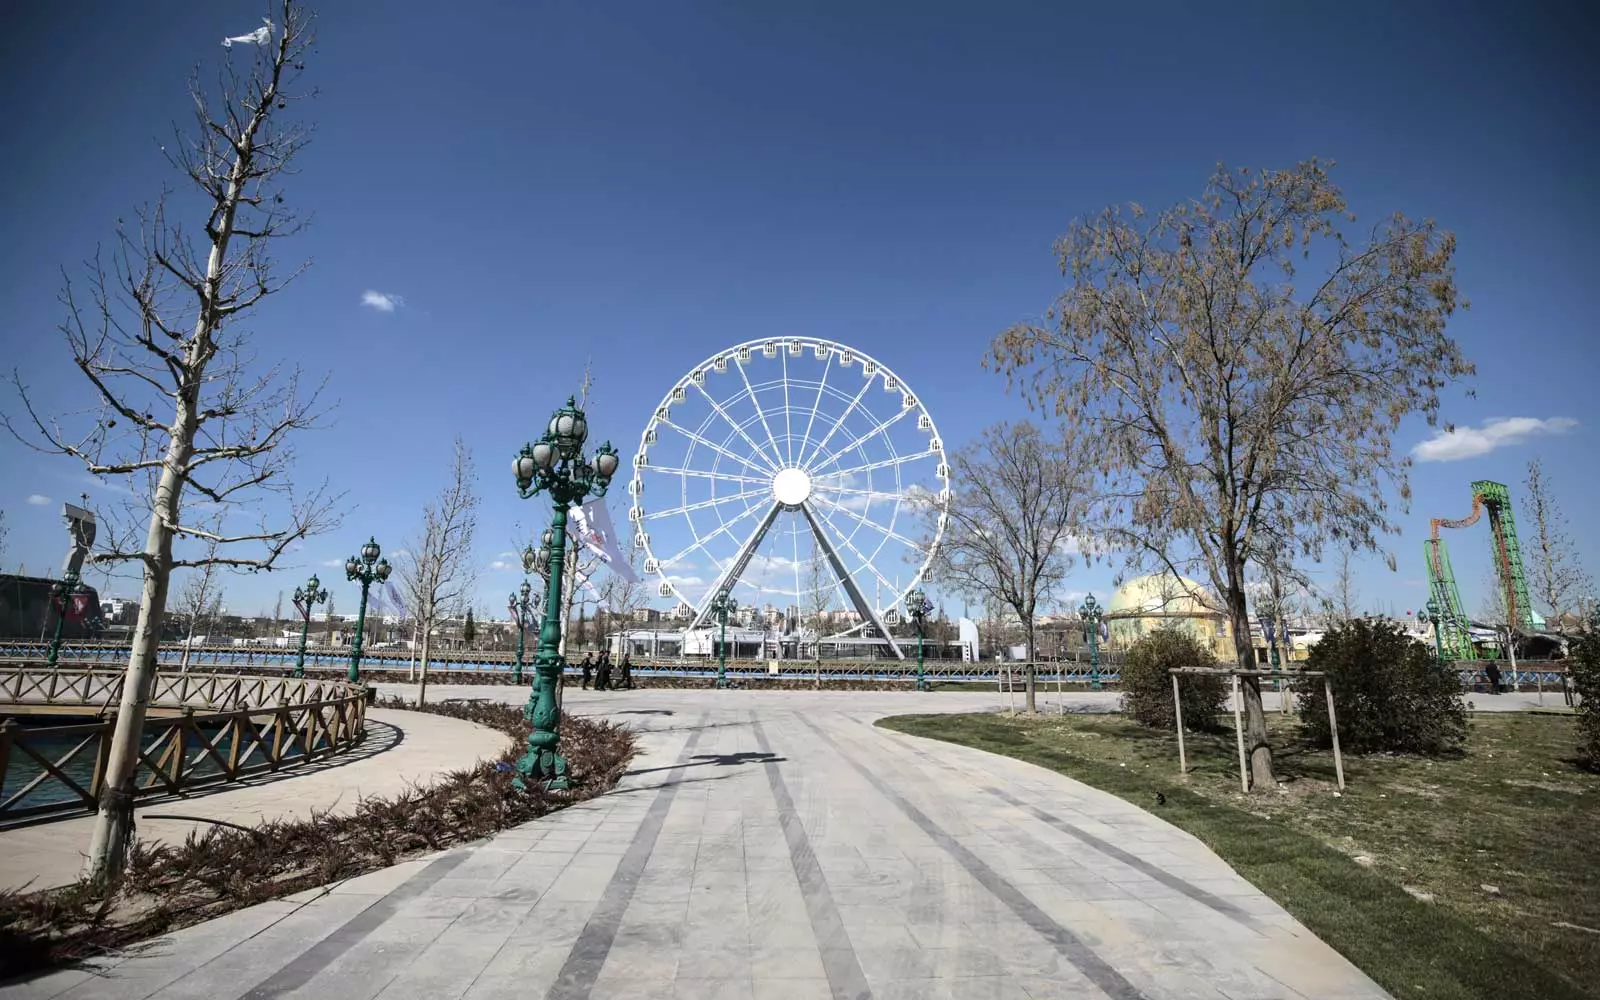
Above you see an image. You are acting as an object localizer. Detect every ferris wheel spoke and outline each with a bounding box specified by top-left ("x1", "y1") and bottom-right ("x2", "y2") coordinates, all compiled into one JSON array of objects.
[
  {"x1": 644, "y1": 487, "x2": 770, "y2": 520},
  {"x1": 816, "y1": 451, "x2": 931, "y2": 483},
  {"x1": 659, "y1": 418, "x2": 774, "y2": 479},
  {"x1": 803, "y1": 503, "x2": 898, "y2": 601},
  {"x1": 690, "y1": 381, "x2": 783, "y2": 474},
  {"x1": 811, "y1": 485, "x2": 907, "y2": 503},
  {"x1": 798, "y1": 376, "x2": 875, "y2": 470},
  {"x1": 781, "y1": 350, "x2": 795, "y2": 466},
  {"x1": 810, "y1": 493, "x2": 927, "y2": 552},
  {"x1": 796, "y1": 351, "x2": 833, "y2": 470},
  {"x1": 733, "y1": 356, "x2": 787, "y2": 468},
  {"x1": 649, "y1": 465, "x2": 770, "y2": 488},
  {"x1": 659, "y1": 500, "x2": 767, "y2": 568},
  {"x1": 791, "y1": 510, "x2": 804, "y2": 605},
  {"x1": 807, "y1": 405, "x2": 916, "y2": 479}
]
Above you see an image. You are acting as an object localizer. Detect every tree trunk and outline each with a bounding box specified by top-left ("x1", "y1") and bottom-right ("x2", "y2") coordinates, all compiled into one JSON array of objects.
[
  {"x1": 1023, "y1": 618, "x2": 1037, "y2": 713},
  {"x1": 417, "y1": 610, "x2": 433, "y2": 706},
  {"x1": 84, "y1": 448, "x2": 185, "y2": 884},
  {"x1": 1223, "y1": 555, "x2": 1274, "y2": 789}
]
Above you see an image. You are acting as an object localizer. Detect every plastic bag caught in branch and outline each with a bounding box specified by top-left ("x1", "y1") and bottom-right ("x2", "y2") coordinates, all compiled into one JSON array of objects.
[{"x1": 222, "y1": 19, "x2": 272, "y2": 48}]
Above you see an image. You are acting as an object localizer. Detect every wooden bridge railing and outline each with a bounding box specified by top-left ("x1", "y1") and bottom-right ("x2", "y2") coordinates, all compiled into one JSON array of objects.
[{"x1": 0, "y1": 668, "x2": 367, "y2": 825}]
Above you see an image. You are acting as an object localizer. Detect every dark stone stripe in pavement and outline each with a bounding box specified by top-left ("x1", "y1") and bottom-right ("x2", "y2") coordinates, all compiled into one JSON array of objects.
[
  {"x1": 982, "y1": 785, "x2": 1261, "y2": 930},
  {"x1": 543, "y1": 712, "x2": 710, "y2": 1000},
  {"x1": 799, "y1": 716, "x2": 1150, "y2": 1000},
  {"x1": 239, "y1": 849, "x2": 473, "y2": 999},
  {"x1": 867, "y1": 721, "x2": 1260, "y2": 930},
  {"x1": 751, "y1": 715, "x2": 873, "y2": 1000}
]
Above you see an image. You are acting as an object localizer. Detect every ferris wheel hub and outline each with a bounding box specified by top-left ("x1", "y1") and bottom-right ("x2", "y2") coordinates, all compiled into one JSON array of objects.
[{"x1": 772, "y1": 467, "x2": 812, "y2": 508}]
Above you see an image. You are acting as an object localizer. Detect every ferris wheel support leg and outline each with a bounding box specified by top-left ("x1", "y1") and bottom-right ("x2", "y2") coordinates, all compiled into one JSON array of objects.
[
  {"x1": 688, "y1": 502, "x2": 783, "y2": 632},
  {"x1": 798, "y1": 502, "x2": 907, "y2": 661}
]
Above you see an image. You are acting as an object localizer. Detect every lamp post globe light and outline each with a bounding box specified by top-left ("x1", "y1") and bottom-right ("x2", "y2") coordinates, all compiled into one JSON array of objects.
[
  {"x1": 1078, "y1": 593, "x2": 1104, "y2": 692},
  {"x1": 292, "y1": 573, "x2": 329, "y2": 679},
  {"x1": 344, "y1": 537, "x2": 392, "y2": 684},
  {"x1": 512, "y1": 396, "x2": 620, "y2": 790},
  {"x1": 907, "y1": 589, "x2": 934, "y2": 692},
  {"x1": 509, "y1": 559, "x2": 542, "y2": 686},
  {"x1": 710, "y1": 589, "x2": 739, "y2": 689},
  {"x1": 45, "y1": 566, "x2": 83, "y2": 668},
  {"x1": 1419, "y1": 597, "x2": 1445, "y2": 662}
]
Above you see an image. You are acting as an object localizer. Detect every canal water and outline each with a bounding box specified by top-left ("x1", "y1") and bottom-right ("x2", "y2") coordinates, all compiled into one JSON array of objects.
[{"x1": 1, "y1": 715, "x2": 304, "y2": 815}]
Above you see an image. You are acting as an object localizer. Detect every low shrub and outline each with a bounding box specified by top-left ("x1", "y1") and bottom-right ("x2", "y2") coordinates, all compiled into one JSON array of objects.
[
  {"x1": 0, "y1": 699, "x2": 635, "y2": 980},
  {"x1": 1570, "y1": 621, "x2": 1600, "y2": 770},
  {"x1": 1299, "y1": 618, "x2": 1466, "y2": 755},
  {"x1": 1119, "y1": 628, "x2": 1225, "y2": 731}
]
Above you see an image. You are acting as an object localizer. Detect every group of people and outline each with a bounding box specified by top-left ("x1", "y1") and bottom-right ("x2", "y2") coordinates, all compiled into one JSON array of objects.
[{"x1": 576, "y1": 651, "x2": 634, "y2": 691}]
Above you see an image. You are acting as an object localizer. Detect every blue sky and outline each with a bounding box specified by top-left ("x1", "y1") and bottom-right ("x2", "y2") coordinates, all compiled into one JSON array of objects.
[{"x1": 2, "y1": 1, "x2": 1595, "y2": 622}]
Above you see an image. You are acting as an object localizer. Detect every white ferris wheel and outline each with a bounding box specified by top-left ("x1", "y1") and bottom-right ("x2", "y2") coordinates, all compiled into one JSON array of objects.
[{"x1": 628, "y1": 337, "x2": 950, "y2": 658}]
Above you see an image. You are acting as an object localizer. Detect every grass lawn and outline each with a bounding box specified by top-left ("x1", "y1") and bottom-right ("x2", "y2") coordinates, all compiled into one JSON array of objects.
[{"x1": 878, "y1": 709, "x2": 1599, "y2": 1000}]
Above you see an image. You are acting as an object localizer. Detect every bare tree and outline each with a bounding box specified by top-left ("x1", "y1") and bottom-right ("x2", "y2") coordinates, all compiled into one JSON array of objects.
[
  {"x1": 323, "y1": 590, "x2": 336, "y2": 645},
  {"x1": 174, "y1": 529, "x2": 224, "y2": 671},
  {"x1": 1523, "y1": 458, "x2": 1591, "y2": 632},
  {"x1": 990, "y1": 160, "x2": 1470, "y2": 786},
  {"x1": 1250, "y1": 539, "x2": 1310, "y2": 665},
  {"x1": 271, "y1": 589, "x2": 284, "y2": 628},
  {"x1": 0, "y1": 511, "x2": 7, "y2": 565},
  {"x1": 597, "y1": 533, "x2": 649, "y2": 630},
  {"x1": 1319, "y1": 547, "x2": 1361, "y2": 626},
  {"x1": 397, "y1": 438, "x2": 479, "y2": 706},
  {"x1": 803, "y1": 541, "x2": 832, "y2": 664},
  {"x1": 0, "y1": 2, "x2": 337, "y2": 881},
  {"x1": 917, "y1": 421, "x2": 1084, "y2": 713}
]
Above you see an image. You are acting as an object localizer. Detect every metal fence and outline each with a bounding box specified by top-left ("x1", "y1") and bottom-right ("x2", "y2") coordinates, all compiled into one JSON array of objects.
[{"x1": 0, "y1": 640, "x2": 1571, "y2": 689}]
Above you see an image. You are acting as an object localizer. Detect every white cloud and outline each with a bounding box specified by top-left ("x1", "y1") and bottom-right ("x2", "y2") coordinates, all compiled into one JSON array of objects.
[
  {"x1": 320, "y1": 558, "x2": 345, "y2": 568},
  {"x1": 390, "y1": 549, "x2": 410, "y2": 559},
  {"x1": 26, "y1": 494, "x2": 50, "y2": 506},
  {"x1": 360, "y1": 289, "x2": 404, "y2": 313},
  {"x1": 489, "y1": 560, "x2": 515, "y2": 572},
  {"x1": 667, "y1": 574, "x2": 705, "y2": 587},
  {"x1": 1413, "y1": 417, "x2": 1577, "y2": 462}
]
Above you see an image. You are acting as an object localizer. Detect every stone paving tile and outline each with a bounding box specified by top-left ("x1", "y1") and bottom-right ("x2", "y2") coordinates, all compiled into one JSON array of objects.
[{"x1": 0, "y1": 693, "x2": 1397, "y2": 999}]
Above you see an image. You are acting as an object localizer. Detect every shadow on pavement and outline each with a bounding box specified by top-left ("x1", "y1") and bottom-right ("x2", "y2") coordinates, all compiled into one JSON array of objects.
[{"x1": 624, "y1": 751, "x2": 785, "y2": 778}]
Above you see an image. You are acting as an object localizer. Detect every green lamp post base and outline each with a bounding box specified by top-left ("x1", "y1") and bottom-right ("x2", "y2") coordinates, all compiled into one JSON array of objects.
[{"x1": 514, "y1": 654, "x2": 570, "y2": 791}]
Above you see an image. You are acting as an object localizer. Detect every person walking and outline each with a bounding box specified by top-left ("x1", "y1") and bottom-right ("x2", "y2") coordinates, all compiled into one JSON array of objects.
[
  {"x1": 1484, "y1": 660, "x2": 1502, "y2": 695},
  {"x1": 579, "y1": 652, "x2": 594, "y2": 690},
  {"x1": 619, "y1": 652, "x2": 634, "y2": 690},
  {"x1": 595, "y1": 650, "x2": 613, "y2": 692}
]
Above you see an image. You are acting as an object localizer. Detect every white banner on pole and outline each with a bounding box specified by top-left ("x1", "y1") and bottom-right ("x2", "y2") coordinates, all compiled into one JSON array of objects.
[{"x1": 571, "y1": 500, "x2": 639, "y2": 583}]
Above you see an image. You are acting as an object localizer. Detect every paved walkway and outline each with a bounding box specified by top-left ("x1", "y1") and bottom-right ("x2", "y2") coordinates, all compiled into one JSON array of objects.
[
  {"x1": 0, "y1": 708, "x2": 511, "y2": 893},
  {"x1": 2, "y1": 688, "x2": 1390, "y2": 999}
]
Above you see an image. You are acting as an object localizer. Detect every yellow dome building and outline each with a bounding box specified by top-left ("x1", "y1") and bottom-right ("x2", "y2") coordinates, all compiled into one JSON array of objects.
[{"x1": 1105, "y1": 573, "x2": 1234, "y2": 659}]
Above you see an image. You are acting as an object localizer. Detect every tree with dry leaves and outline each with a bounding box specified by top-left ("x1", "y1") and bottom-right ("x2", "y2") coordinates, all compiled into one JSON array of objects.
[
  {"x1": 989, "y1": 160, "x2": 1471, "y2": 787},
  {"x1": 397, "y1": 438, "x2": 480, "y2": 706},
  {"x1": 1522, "y1": 458, "x2": 1591, "y2": 633},
  {"x1": 918, "y1": 421, "x2": 1084, "y2": 713},
  {"x1": 0, "y1": 2, "x2": 334, "y2": 881}
]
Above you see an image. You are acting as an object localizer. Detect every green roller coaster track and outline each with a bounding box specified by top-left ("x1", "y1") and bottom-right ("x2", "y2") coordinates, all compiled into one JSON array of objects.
[{"x1": 1423, "y1": 479, "x2": 1536, "y2": 660}]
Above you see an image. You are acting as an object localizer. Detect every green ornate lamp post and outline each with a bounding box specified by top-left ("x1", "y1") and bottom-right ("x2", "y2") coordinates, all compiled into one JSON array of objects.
[
  {"x1": 344, "y1": 537, "x2": 392, "y2": 683},
  {"x1": 1078, "y1": 593, "x2": 1104, "y2": 691},
  {"x1": 512, "y1": 396, "x2": 620, "y2": 790},
  {"x1": 710, "y1": 589, "x2": 738, "y2": 689},
  {"x1": 907, "y1": 589, "x2": 933, "y2": 692},
  {"x1": 1418, "y1": 597, "x2": 1445, "y2": 662},
  {"x1": 45, "y1": 567, "x2": 83, "y2": 668},
  {"x1": 508, "y1": 549, "x2": 543, "y2": 686},
  {"x1": 292, "y1": 573, "x2": 329, "y2": 679}
]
